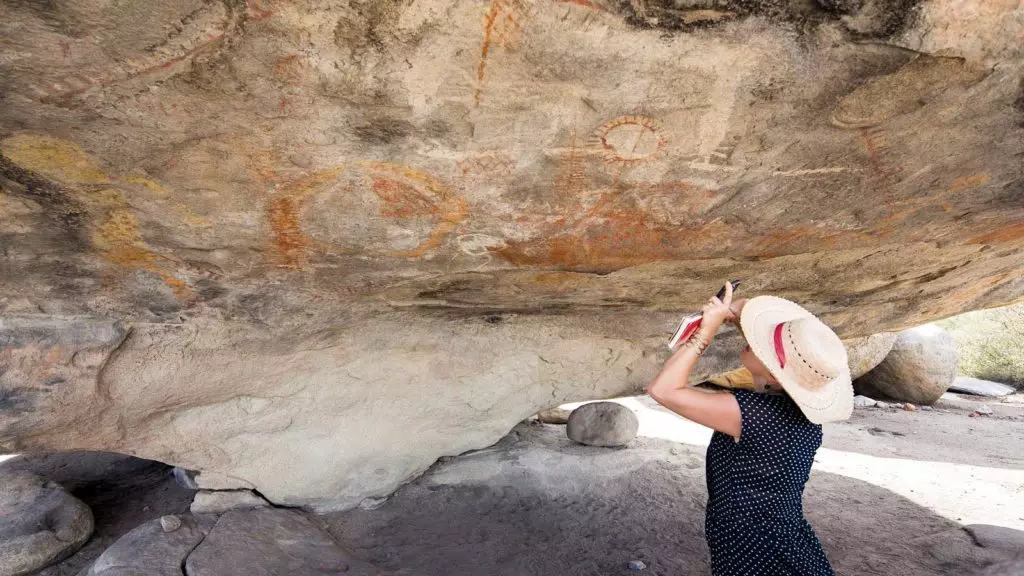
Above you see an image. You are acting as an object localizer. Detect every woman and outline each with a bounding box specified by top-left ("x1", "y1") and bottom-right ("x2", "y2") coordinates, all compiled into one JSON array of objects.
[{"x1": 646, "y1": 283, "x2": 853, "y2": 576}]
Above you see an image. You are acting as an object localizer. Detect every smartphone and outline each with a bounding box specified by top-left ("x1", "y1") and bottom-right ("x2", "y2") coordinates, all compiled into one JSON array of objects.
[{"x1": 715, "y1": 280, "x2": 742, "y2": 301}]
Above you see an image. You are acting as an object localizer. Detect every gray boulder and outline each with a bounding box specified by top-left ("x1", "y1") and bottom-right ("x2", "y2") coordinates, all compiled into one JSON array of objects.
[
  {"x1": 185, "y1": 508, "x2": 372, "y2": 576},
  {"x1": 536, "y1": 408, "x2": 571, "y2": 425},
  {"x1": 566, "y1": 402, "x2": 638, "y2": 448},
  {"x1": 948, "y1": 377, "x2": 1015, "y2": 398},
  {"x1": 82, "y1": 515, "x2": 215, "y2": 576},
  {"x1": 0, "y1": 472, "x2": 93, "y2": 576},
  {"x1": 853, "y1": 395, "x2": 877, "y2": 408},
  {"x1": 83, "y1": 508, "x2": 377, "y2": 576},
  {"x1": 845, "y1": 333, "x2": 898, "y2": 379},
  {"x1": 856, "y1": 325, "x2": 958, "y2": 405}
]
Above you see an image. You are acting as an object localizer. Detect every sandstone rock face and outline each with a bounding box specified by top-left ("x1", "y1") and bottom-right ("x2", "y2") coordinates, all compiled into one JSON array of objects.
[
  {"x1": 566, "y1": 402, "x2": 639, "y2": 447},
  {"x1": 0, "y1": 472, "x2": 93, "y2": 576},
  {"x1": 1, "y1": 0, "x2": 1022, "y2": 510},
  {"x1": 856, "y1": 325, "x2": 959, "y2": 404},
  {"x1": 190, "y1": 490, "x2": 269, "y2": 515},
  {"x1": 0, "y1": 314, "x2": 737, "y2": 511},
  {"x1": 536, "y1": 408, "x2": 572, "y2": 425}
]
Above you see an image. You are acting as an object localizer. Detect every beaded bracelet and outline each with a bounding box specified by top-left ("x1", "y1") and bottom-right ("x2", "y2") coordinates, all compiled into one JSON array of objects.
[{"x1": 684, "y1": 332, "x2": 710, "y2": 355}]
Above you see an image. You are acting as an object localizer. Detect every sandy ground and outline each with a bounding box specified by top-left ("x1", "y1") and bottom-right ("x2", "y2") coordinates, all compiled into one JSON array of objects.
[
  {"x1": 323, "y1": 398, "x2": 1024, "y2": 576},
  {"x1": 3, "y1": 397, "x2": 1022, "y2": 575}
]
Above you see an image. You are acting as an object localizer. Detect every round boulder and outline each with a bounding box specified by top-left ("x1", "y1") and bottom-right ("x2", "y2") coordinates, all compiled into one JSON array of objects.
[
  {"x1": 855, "y1": 325, "x2": 958, "y2": 405},
  {"x1": 844, "y1": 332, "x2": 898, "y2": 379},
  {"x1": 566, "y1": 402, "x2": 638, "y2": 447},
  {"x1": 0, "y1": 472, "x2": 93, "y2": 576}
]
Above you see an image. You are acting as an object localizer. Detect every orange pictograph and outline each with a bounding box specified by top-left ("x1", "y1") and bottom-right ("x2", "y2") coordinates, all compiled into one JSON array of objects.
[
  {"x1": 265, "y1": 162, "x2": 467, "y2": 267},
  {"x1": 456, "y1": 152, "x2": 517, "y2": 178},
  {"x1": 474, "y1": 0, "x2": 532, "y2": 108},
  {"x1": 28, "y1": 1, "x2": 238, "y2": 103},
  {"x1": 361, "y1": 162, "x2": 469, "y2": 258},
  {"x1": 590, "y1": 116, "x2": 667, "y2": 166}
]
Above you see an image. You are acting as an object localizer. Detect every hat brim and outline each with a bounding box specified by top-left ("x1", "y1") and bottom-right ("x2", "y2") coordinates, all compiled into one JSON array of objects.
[{"x1": 739, "y1": 296, "x2": 853, "y2": 424}]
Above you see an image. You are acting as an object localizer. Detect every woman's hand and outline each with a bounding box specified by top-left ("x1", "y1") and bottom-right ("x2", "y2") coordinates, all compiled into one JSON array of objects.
[{"x1": 701, "y1": 282, "x2": 737, "y2": 328}]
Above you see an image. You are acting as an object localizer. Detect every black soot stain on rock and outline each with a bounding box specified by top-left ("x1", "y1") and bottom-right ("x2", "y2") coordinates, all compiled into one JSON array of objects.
[
  {"x1": 611, "y1": 0, "x2": 925, "y2": 38},
  {"x1": 0, "y1": 388, "x2": 37, "y2": 413},
  {"x1": 0, "y1": 154, "x2": 88, "y2": 238},
  {"x1": 353, "y1": 116, "x2": 414, "y2": 144}
]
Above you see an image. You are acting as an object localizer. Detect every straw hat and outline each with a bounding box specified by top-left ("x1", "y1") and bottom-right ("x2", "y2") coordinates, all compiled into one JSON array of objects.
[{"x1": 739, "y1": 296, "x2": 853, "y2": 424}]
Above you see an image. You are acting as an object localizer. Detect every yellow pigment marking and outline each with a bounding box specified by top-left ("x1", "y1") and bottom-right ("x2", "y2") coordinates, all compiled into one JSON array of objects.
[
  {"x1": 0, "y1": 133, "x2": 110, "y2": 185},
  {"x1": 0, "y1": 133, "x2": 193, "y2": 296}
]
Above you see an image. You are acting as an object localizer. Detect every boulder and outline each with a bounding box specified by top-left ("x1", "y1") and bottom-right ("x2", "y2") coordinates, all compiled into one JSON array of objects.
[
  {"x1": 83, "y1": 509, "x2": 378, "y2": 576},
  {"x1": 0, "y1": 472, "x2": 93, "y2": 576},
  {"x1": 185, "y1": 509, "x2": 375, "y2": 576},
  {"x1": 845, "y1": 333, "x2": 899, "y2": 379},
  {"x1": 948, "y1": 376, "x2": 1016, "y2": 398},
  {"x1": 82, "y1": 515, "x2": 215, "y2": 576},
  {"x1": 190, "y1": 490, "x2": 269, "y2": 515},
  {"x1": 566, "y1": 402, "x2": 639, "y2": 448},
  {"x1": 853, "y1": 395, "x2": 877, "y2": 408},
  {"x1": 536, "y1": 408, "x2": 572, "y2": 425},
  {"x1": 856, "y1": 325, "x2": 959, "y2": 405}
]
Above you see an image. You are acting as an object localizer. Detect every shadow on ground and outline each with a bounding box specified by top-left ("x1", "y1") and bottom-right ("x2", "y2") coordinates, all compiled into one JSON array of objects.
[
  {"x1": 0, "y1": 451, "x2": 195, "y2": 576},
  {"x1": 324, "y1": 424, "x2": 1024, "y2": 576},
  {"x1": 3, "y1": 424, "x2": 1022, "y2": 576}
]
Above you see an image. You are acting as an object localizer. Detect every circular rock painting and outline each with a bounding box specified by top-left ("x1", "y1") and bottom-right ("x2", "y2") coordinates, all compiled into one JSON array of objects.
[
  {"x1": 300, "y1": 163, "x2": 466, "y2": 259},
  {"x1": 591, "y1": 115, "x2": 667, "y2": 166}
]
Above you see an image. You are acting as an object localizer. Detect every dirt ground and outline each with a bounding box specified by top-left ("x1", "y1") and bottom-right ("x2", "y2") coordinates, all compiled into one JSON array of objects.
[
  {"x1": 323, "y1": 398, "x2": 1024, "y2": 576},
  {"x1": 4, "y1": 397, "x2": 1022, "y2": 576}
]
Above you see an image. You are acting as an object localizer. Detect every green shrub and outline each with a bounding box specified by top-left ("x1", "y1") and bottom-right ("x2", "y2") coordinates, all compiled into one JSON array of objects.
[{"x1": 937, "y1": 302, "x2": 1024, "y2": 388}]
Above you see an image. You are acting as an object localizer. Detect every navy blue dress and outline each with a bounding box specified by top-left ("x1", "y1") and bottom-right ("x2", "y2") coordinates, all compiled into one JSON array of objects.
[{"x1": 704, "y1": 390, "x2": 834, "y2": 576}]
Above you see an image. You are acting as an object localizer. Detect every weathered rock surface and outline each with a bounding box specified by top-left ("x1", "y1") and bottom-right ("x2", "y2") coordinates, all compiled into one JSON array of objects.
[
  {"x1": 0, "y1": 0, "x2": 1022, "y2": 510},
  {"x1": 949, "y1": 377, "x2": 1016, "y2": 398},
  {"x1": 83, "y1": 508, "x2": 377, "y2": 576},
  {"x1": 536, "y1": 408, "x2": 572, "y2": 425},
  {"x1": 0, "y1": 472, "x2": 93, "y2": 576},
  {"x1": 185, "y1": 509, "x2": 377, "y2": 576},
  {"x1": 856, "y1": 325, "x2": 959, "y2": 404},
  {"x1": 0, "y1": 313, "x2": 736, "y2": 511},
  {"x1": 82, "y1": 515, "x2": 215, "y2": 576},
  {"x1": 566, "y1": 402, "x2": 639, "y2": 447},
  {"x1": 977, "y1": 560, "x2": 1024, "y2": 576},
  {"x1": 845, "y1": 333, "x2": 899, "y2": 380},
  {"x1": 189, "y1": 490, "x2": 269, "y2": 515},
  {"x1": 0, "y1": 451, "x2": 197, "y2": 576}
]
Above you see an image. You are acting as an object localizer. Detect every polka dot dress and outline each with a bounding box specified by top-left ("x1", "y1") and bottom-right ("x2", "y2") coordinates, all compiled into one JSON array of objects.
[{"x1": 704, "y1": 390, "x2": 834, "y2": 576}]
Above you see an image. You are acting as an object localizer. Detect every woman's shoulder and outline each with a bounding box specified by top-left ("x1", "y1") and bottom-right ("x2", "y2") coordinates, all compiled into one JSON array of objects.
[{"x1": 734, "y1": 390, "x2": 819, "y2": 430}]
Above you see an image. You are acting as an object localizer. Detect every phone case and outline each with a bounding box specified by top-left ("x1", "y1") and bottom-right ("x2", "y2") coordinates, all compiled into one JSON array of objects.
[{"x1": 668, "y1": 314, "x2": 703, "y2": 350}]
